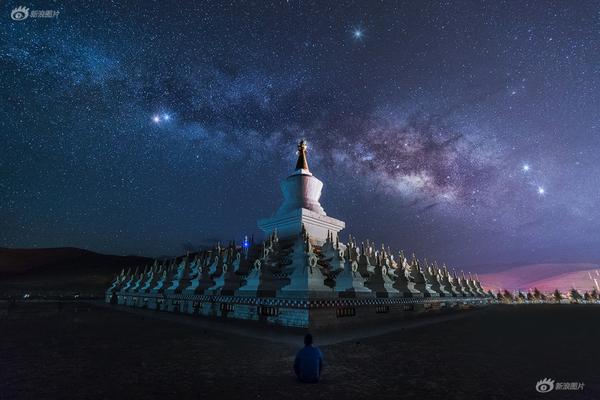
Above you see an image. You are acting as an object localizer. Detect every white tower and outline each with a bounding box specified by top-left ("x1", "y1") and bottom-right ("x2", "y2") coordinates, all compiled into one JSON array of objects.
[{"x1": 257, "y1": 140, "x2": 345, "y2": 244}]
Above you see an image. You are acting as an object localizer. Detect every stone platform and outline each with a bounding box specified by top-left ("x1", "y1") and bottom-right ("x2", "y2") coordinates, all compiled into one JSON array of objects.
[{"x1": 110, "y1": 291, "x2": 489, "y2": 329}]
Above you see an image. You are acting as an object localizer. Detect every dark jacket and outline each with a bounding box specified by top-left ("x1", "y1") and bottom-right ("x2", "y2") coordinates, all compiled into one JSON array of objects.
[{"x1": 294, "y1": 345, "x2": 323, "y2": 382}]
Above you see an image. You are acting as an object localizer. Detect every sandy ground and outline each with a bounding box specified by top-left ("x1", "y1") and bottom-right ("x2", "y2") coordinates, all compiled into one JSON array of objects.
[{"x1": 1, "y1": 303, "x2": 599, "y2": 400}]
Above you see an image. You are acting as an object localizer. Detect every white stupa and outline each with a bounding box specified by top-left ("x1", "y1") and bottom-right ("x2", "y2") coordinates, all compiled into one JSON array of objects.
[{"x1": 257, "y1": 140, "x2": 345, "y2": 244}]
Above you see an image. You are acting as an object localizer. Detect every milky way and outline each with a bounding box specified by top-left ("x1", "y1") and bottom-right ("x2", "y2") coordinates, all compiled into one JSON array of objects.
[{"x1": 2, "y1": 1, "x2": 600, "y2": 269}]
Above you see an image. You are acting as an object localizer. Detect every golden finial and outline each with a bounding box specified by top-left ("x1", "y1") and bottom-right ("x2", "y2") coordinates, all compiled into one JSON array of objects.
[{"x1": 295, "y1": 139, "x2": 309, "y2": 170}]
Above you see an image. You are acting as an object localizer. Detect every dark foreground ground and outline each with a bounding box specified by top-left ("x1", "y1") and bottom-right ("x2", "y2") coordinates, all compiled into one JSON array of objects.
[{"x1": 1, "y1": 303, "x2": 599, "y2": 400}]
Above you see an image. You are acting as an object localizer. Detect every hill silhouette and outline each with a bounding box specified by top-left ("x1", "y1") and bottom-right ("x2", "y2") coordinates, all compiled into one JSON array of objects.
[{"x1": 0, "y1": 247, "x2": 151, "y2": 297}]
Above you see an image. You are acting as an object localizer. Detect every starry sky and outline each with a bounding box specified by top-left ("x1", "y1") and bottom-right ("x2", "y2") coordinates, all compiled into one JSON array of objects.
[{"x1": 2, "y1": 1, "x2": 600, "y2": 270}]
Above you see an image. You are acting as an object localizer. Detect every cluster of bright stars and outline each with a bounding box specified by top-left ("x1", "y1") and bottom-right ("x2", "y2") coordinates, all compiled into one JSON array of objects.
[
  {"x1": 151, "y1": 113, "x2": 171, "y2": 124},
  {"x1": 522, "y1": 164, "x2": 546, "y2": 196}
]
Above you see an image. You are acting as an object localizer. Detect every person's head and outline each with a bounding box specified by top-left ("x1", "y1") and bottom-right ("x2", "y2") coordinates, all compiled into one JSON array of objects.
[{"x1": 304, "y1": 333, "x2": 313, "y2": 346}]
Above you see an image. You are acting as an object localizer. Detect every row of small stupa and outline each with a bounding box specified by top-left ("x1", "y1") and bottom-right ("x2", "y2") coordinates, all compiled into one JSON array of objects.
[{"x1": 108, "y1": 228, "x2": 489, "y2": 300}]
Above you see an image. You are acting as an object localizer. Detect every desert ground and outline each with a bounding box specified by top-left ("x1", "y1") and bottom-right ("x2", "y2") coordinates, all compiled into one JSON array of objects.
[{"x1": 1, "y1": 302, "x2": 598, "y2": 400}]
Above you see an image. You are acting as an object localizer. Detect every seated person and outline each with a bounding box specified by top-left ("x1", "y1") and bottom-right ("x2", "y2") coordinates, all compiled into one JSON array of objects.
[{"x1": 294, "y1": 333, "x2": 323, "y2": 383}]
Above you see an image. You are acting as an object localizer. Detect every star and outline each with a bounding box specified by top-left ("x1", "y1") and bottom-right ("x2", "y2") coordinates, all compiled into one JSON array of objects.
[
  {"x1": 163, "y1": 114, "x2": 171, "y2": 121},
  {"x1": 522, "y1": 164, "x2": 530, "y2": 172},
  {"x1": 152, "y1": 115, "x2": 160, "y2": 123},
  {"x1": 537, "y1": 186, "x2": 545, "y2": 195},
  {"x1": 352, "y1": 28, "x2": 364, "y2": 40}
]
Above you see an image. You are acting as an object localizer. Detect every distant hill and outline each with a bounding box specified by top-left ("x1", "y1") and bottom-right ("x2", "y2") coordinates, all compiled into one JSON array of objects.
[
  {"x1": 0, "y1": 247, "x2": 151, "y2": 296},
  {"x1": 0, "y1": 247, "x2": 150, "y2": 275},
  {"x1": 479, "y1": 263, "x2": 600, "y2": 293}
]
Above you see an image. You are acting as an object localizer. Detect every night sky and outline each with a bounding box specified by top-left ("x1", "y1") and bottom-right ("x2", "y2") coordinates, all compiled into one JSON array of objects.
[{"x1": 2, "y1": 1, "x2": 600, "y2": 270}]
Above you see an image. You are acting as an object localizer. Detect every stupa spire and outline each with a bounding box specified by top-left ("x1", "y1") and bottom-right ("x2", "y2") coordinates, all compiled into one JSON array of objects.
[{"x1": 295, "y1": 140, "x2": 309, "y2": 171}]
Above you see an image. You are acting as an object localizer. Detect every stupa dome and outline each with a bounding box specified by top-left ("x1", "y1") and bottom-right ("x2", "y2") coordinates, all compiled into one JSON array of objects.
[
  {"x1": 276, "y1": 140, "x2": 325, "y2": 216},
  {"x1": 257, "y1": 140, "x2": 345, "y2": 243}
]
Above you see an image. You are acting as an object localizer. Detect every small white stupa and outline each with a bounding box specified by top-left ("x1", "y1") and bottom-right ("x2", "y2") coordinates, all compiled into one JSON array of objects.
[{"x1": 257, "y1": 140, "x2": 345, "y2": 244}]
